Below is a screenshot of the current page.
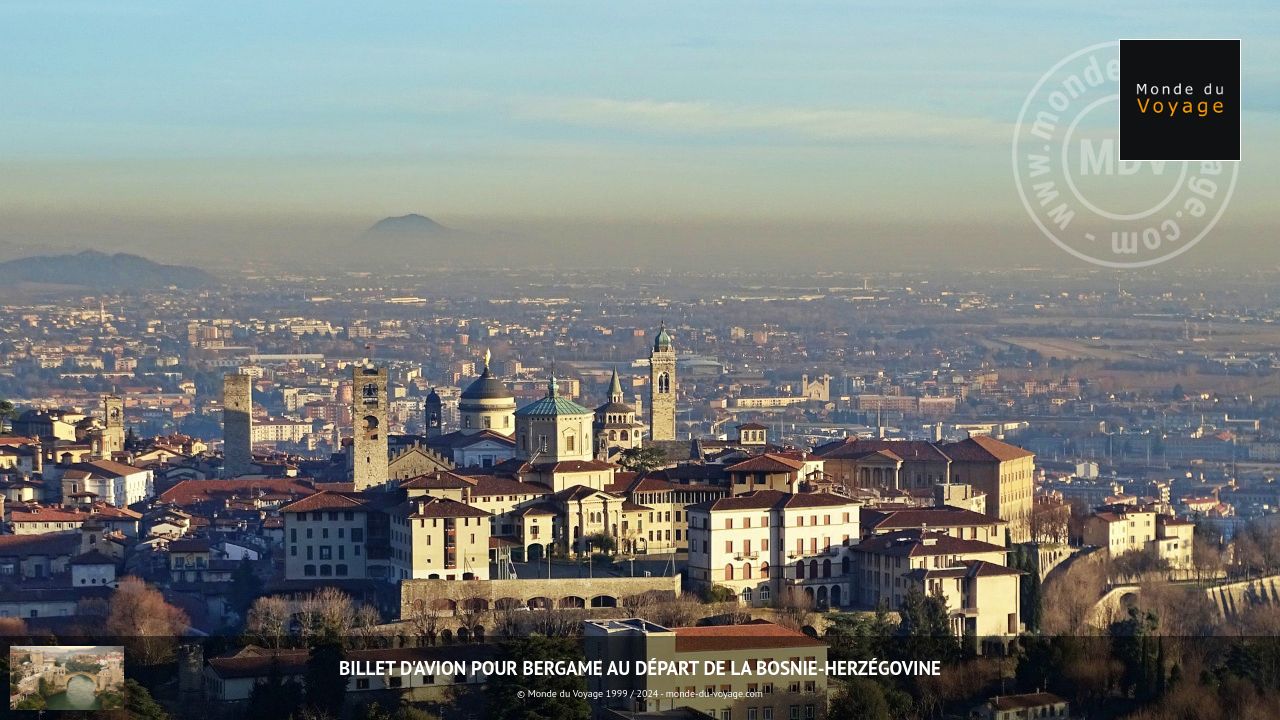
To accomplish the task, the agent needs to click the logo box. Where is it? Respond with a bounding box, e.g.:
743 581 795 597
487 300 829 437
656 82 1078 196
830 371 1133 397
1119 39 1240 161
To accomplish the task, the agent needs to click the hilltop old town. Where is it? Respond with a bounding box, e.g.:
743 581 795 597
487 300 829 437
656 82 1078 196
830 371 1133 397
6 267 1280 720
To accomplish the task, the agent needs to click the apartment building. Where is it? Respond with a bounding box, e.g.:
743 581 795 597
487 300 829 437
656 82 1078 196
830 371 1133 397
280 492 378 581
388 496 491 581
851 529 1008 609
1082 506 1194 569
687 489 860 608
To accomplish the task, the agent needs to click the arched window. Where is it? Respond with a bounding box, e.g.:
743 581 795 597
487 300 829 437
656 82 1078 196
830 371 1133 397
760 562 769 578
809 559 818 578
743 562 753 579
657 372 670 394
841 556 851 575
620 430 629 440
362 383 378 399
725 564 734 581
795 561 805 580
823 559 832 578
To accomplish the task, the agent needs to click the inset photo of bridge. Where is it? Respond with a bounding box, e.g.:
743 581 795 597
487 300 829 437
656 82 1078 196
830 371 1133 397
9 645 125 711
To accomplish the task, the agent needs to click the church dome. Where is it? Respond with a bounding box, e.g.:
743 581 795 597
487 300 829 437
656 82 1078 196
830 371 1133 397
460 367 511 401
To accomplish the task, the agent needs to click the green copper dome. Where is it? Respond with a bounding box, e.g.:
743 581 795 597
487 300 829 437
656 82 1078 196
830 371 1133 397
654 323 673 351
515 375 592 417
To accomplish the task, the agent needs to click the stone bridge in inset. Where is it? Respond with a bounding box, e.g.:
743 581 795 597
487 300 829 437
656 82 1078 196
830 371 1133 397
49 670 113 693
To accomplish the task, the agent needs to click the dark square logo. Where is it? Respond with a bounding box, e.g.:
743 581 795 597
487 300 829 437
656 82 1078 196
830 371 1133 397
1120 39 1240 161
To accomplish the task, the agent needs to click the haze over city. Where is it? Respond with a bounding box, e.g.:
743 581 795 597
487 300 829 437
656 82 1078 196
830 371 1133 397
2 1 1279 271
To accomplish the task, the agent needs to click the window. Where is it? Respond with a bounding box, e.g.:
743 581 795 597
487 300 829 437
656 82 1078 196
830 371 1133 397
304 564 316 576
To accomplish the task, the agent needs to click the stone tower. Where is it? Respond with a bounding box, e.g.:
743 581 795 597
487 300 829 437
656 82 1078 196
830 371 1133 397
425 387 443 438
352 364 390 491
221 373 253 478
648 323 677 441
101 394 125 458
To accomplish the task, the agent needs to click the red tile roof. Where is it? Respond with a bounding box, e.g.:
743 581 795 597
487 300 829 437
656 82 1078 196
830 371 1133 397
942 435 1034 462
408 497 491 519
854 529 1007 558
279 491 367 513
157 479 316 506
725 454 805 473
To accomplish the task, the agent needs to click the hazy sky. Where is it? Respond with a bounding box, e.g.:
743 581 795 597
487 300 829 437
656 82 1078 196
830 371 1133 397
1 1 1277 269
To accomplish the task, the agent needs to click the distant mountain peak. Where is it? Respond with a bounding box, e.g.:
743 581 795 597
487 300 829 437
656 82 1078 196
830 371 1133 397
367 214 450 234
0 250 215 289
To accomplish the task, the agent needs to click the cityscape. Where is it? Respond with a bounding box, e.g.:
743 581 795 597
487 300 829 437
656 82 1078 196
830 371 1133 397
1 264 1279 718
1 1 1276 719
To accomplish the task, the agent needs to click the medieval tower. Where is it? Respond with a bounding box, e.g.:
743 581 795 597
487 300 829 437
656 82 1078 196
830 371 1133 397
352 363 389 491
648 323 677 441
101 394 125 457
425 387 443 438
221 373 253 477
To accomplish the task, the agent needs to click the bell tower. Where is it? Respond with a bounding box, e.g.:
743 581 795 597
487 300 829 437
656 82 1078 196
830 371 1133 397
101 394 125 458
353 364 389 491
648 323 677 441
425 388 443 438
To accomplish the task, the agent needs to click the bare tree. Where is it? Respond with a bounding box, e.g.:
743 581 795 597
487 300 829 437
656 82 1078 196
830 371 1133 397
0 617 27 636
774 587 816 631
106 577 191 665
527 606 585 637
645 593 703 628
349 603 387 649
406 596 444 646
1041 554 1108 635
247 595 293 649
455 596 486 641
296 587 357 642
1030 497 1071 544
